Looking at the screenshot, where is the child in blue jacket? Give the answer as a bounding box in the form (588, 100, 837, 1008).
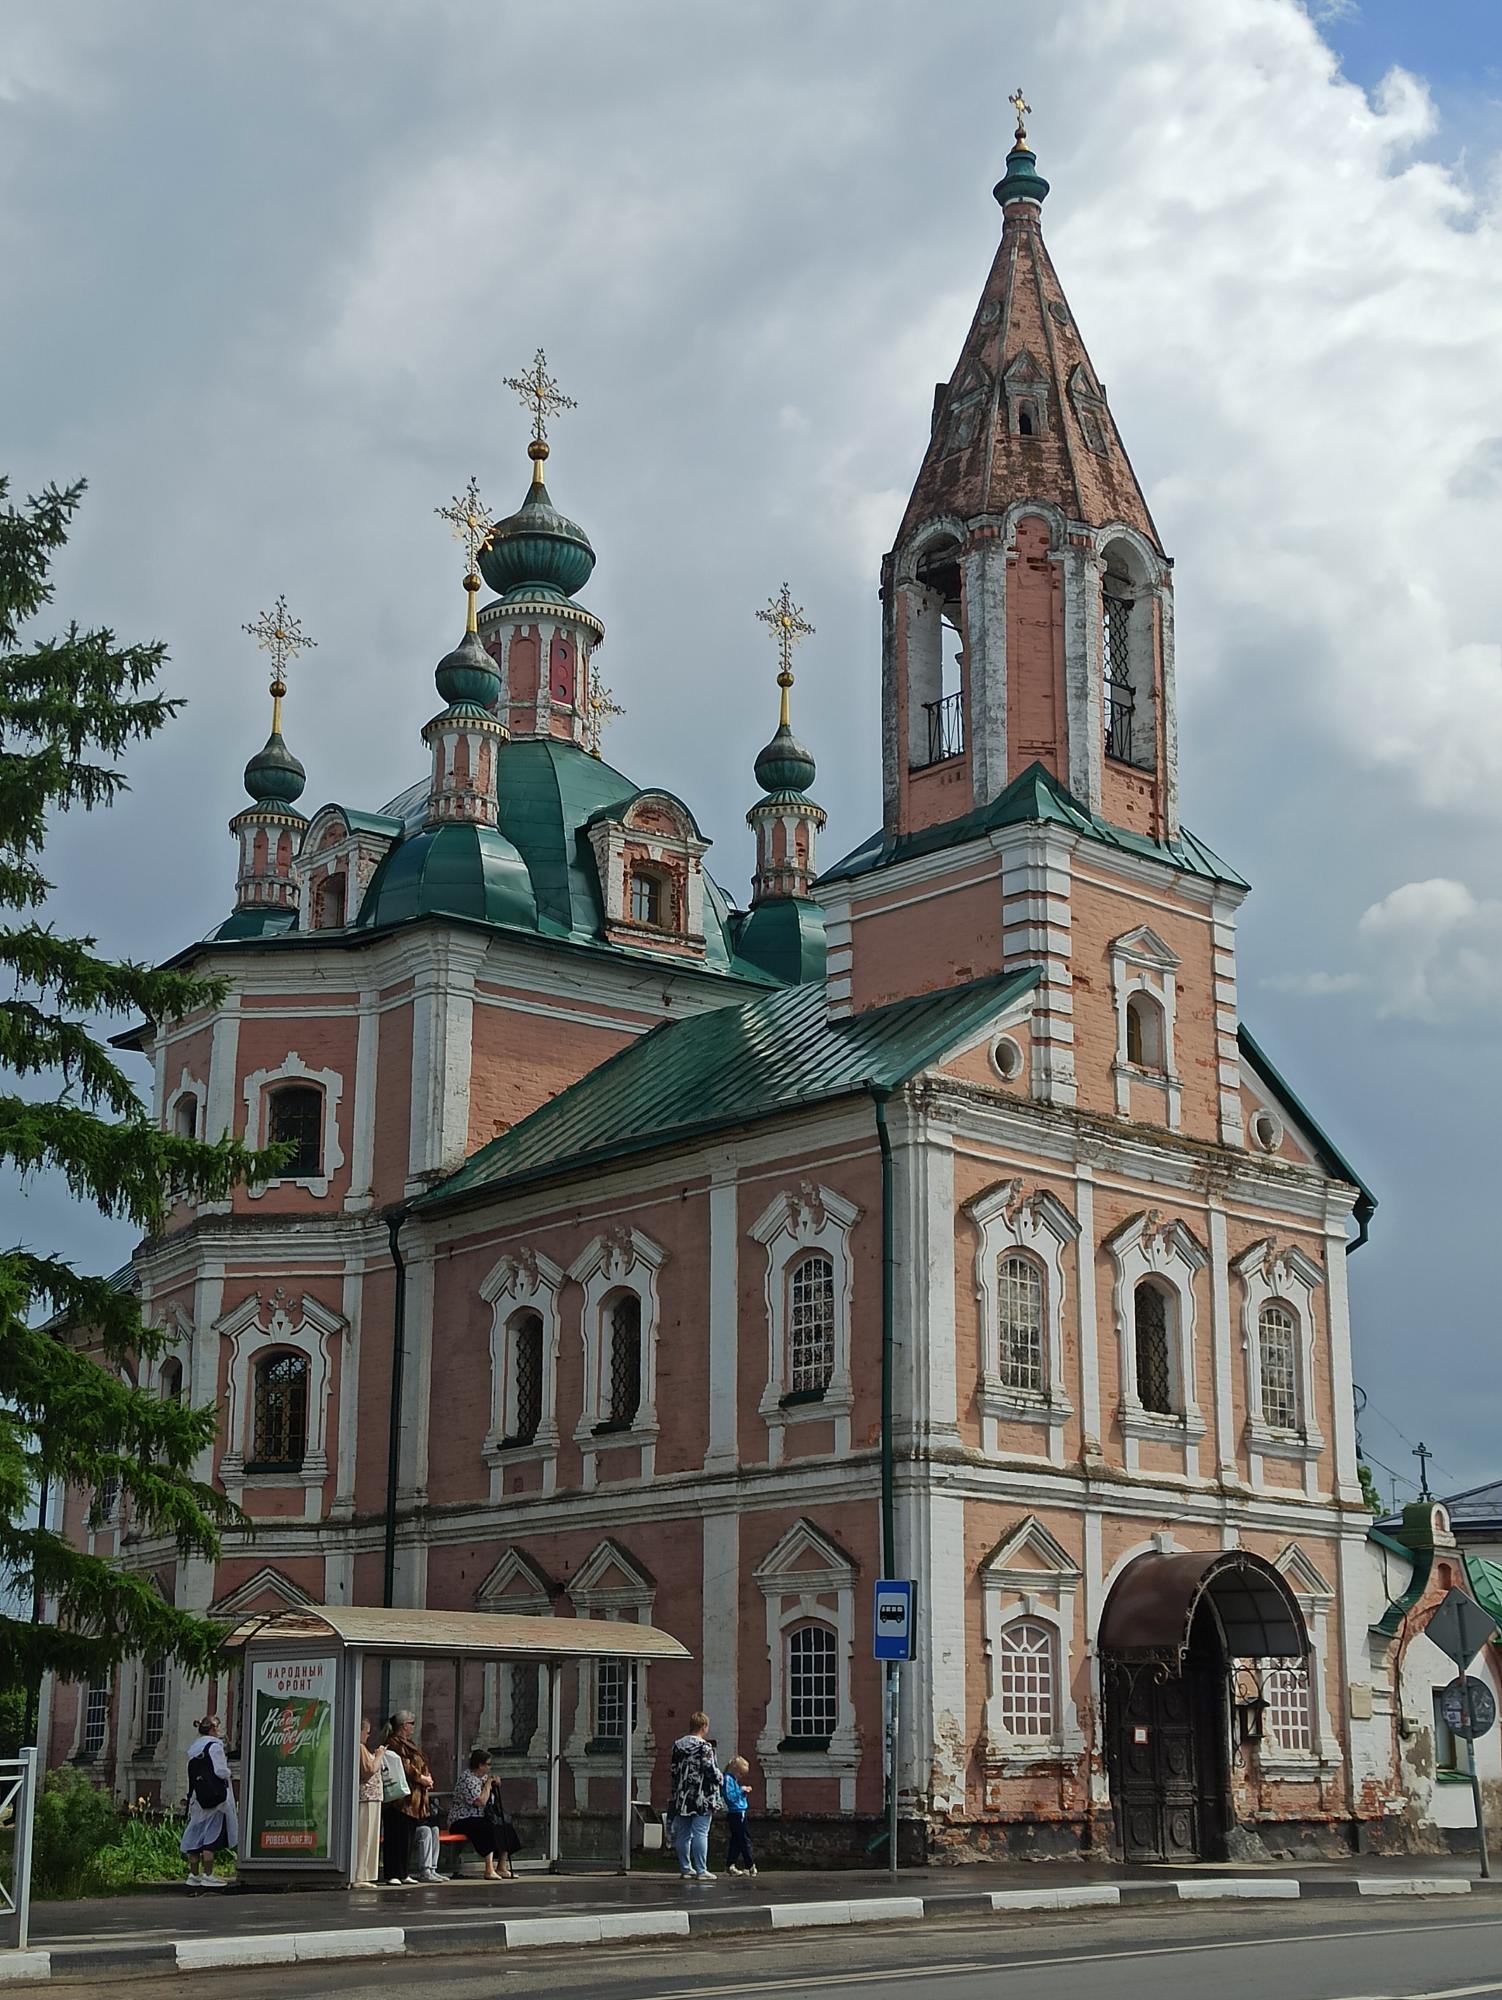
(722, 1758, 756, 1875)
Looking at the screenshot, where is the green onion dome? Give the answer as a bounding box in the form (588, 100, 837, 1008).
(243, 730, 306, 806)
(753, 722, 817, 796)
(434, 627, 501, 709)
(993, 137, 1049, 208)
(478, 470, 596, 604)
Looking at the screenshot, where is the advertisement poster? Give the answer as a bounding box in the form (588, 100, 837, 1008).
(247, 1655, 338, 1860)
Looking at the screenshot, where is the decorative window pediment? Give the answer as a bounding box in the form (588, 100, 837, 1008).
(569, 1537, 657, 1610)
(751, 1184, 859, 1462)
(215, 1289, 345, 1496)
(476, 1547, 557, 1614)
(568, 1228, 664, 1484)
(1273, 1542, 1335, 1603)
(938, 359, 991, 455)
(966, 1179, 1078, 1459)
(480, 1248, 564, 1486)
(980, 1515, 1083, 1766)
(1106, 1212, 1207, 1460)
(209, 1565, 315, 1619)
(1069, 362, 1110, 454)
(1234, 1238, 1325, 1469)
(752, 1518, 858, 1594)
(1004, 349, 1050, 437)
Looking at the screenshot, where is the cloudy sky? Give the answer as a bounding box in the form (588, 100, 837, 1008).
(6, 0, 1500, 1505)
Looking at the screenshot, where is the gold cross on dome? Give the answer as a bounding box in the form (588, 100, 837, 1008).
(1009, 86, 1031, 142)
(756, 582, 814, 727)
(583, 673, 624, 759)
(504, 347, 577, 448)
(436, 475, 492, 571)
(243, 594, 316, 728)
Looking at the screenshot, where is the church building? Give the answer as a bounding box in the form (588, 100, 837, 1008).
(49, 108, 1396, 1864)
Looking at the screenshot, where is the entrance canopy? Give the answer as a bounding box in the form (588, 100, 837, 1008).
(1099, 1550, 1309, 1664)
(222, 1602, 691, 1664)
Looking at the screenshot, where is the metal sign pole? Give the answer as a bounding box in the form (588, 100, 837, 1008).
(546, 1662, 563, 1873)
(620, 1662, 634, 1875)
(887, 1666, 899, 1879)
(1462, 1678, 1491, 1880)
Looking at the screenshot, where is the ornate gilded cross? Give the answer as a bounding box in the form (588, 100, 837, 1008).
(504, 347, 576, 481)
(583, 673, 624, 758)
(1009, 86, 1031, 143)
(756, 582, 814, 728)
(243, 594, 316, 732)
(436, 476, 493, 630)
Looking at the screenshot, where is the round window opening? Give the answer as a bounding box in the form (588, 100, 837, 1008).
(990, 1035, 1025, 1084)
(1250, 1109, 1283, 1154)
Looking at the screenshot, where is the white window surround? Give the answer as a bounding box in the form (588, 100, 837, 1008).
(242, 1051, 345, 1198)
(476, 1551, 555, 1772)
(1106, 1211, 1208, 1472)
(752, 1519, 860, 1812)
(966, 1179, 1079, 1463)
(1109, 926, 1181, 1130)
(564, 1540, 655, 1799)
(1261, 1543, 1337, 1777)
(750, 1184, 860, 1465)
(479, 1249, 564, 1496)
(215, 1289, 344, 1510)
(979, 1515, 1084, 1769)
(586, 791, 711, 945)
(567, 1228, 665, 1487)
(164, 1068, 207, 1140)
(1233, 1240, 1326, 1490)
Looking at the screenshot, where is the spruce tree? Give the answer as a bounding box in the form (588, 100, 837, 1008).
(0, 477, 284, 1697)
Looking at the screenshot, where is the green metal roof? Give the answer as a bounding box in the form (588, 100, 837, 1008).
(208, 906, 300, 942)
(422, 965, 1041, 1210)
(1465, 1556, 1502, 1640)
(1237, 1025, 1377, 1240)
(356, 820, 538, 933)
(735, 896, 827, 984)
(820, 760, 1247, 891)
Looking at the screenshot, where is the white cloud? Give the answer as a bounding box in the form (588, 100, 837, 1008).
(1354, 877, 1502, 1018)
(1262, 969, 1368, 997)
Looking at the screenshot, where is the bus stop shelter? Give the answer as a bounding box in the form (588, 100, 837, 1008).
(223, 1604, 691, 1884)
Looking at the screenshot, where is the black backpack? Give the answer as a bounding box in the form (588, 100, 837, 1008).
(189, 1746, 228, 1810)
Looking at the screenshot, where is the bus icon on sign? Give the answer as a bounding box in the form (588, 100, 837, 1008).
(873, 1579, 915, 1661)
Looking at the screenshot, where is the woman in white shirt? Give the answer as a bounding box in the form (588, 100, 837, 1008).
(180, 1714, 238, 1888)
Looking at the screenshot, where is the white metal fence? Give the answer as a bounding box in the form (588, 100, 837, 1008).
(0, 1750, 38, 1951)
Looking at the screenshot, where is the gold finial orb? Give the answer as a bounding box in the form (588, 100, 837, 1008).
(1009, 85, 1031, 143)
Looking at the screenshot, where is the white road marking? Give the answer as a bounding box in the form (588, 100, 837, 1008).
(639, 1915, 1502, 1999)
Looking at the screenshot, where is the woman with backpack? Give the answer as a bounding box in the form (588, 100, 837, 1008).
(180, 1714, 238, 1888)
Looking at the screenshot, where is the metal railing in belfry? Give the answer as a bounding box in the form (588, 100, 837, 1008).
(0, 1748, 38, 1952)
(921, 691, 964, 767)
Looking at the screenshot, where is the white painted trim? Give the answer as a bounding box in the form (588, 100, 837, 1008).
(242, 1051, 346, 1199)
(748, 1183, 860, 1466)
(966, 1178, 1080, 1463)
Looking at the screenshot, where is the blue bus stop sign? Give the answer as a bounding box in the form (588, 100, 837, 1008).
(874, 1579, 915, 1661)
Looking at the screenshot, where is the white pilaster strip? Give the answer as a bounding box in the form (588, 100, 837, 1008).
(704, 1165, 739, 1471)
(1206, 1203, 1237, 1480)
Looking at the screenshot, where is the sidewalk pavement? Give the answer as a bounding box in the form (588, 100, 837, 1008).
(4, 1852, 1497, 1986)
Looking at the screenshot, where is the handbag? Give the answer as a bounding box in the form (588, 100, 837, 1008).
(484, 1788, 525, 1854)
(380, 1749, 410, 1804)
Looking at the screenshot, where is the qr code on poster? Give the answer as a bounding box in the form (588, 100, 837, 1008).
(276, 1764, 306, 1807)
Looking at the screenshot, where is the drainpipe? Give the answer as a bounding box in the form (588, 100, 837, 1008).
(382, 1205, 411, 1611)
(870, 1088, 896, 1577)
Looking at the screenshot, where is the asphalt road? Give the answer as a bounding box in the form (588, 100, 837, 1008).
(38, 1901, 1502, 2000)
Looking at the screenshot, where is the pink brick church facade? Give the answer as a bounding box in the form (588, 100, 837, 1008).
(47, 120, 1394, 1864)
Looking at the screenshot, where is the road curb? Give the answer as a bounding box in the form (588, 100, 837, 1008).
(7, 1875, 1497, 1984)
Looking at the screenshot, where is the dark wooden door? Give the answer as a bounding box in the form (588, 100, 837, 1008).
(1107, 1640, 1229, 1863)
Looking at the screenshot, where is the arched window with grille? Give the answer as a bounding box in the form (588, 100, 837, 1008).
(786, 1623, 838, 1745)
(506, 1665, 540, 1755)
(600, 1293, 642, 1431)
(1103, 589, 1135, 762)
(507, 1310, 544, 1445)
(251, 1350, 309, 1468)
(1258, 1303, 1300, 1431)
(996, 1619, 1057, 1739)
(266, 1083, 323, 1178)
(1133, 1281, 1174, 1416)
(81, 1678, 110, 1762)
(158, 1358, 183, 1405)
(786, 1252, 835, 1399)
(592, 1657, 636, 1745)
(997, 1253, 1044, 1393)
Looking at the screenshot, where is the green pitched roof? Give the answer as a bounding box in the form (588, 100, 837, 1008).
(422, 966, 1041, 1210)
(208, 907, 300, 942)
(1464, 1556, 1502, 1640)
(820, 760, 1246, 890)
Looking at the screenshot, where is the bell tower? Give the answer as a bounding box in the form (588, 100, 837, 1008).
(882, 96, 1177, 845)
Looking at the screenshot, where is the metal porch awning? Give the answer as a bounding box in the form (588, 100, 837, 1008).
(222, 1602, 691, 1663)
(1099, 1549, 1309, 1663)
